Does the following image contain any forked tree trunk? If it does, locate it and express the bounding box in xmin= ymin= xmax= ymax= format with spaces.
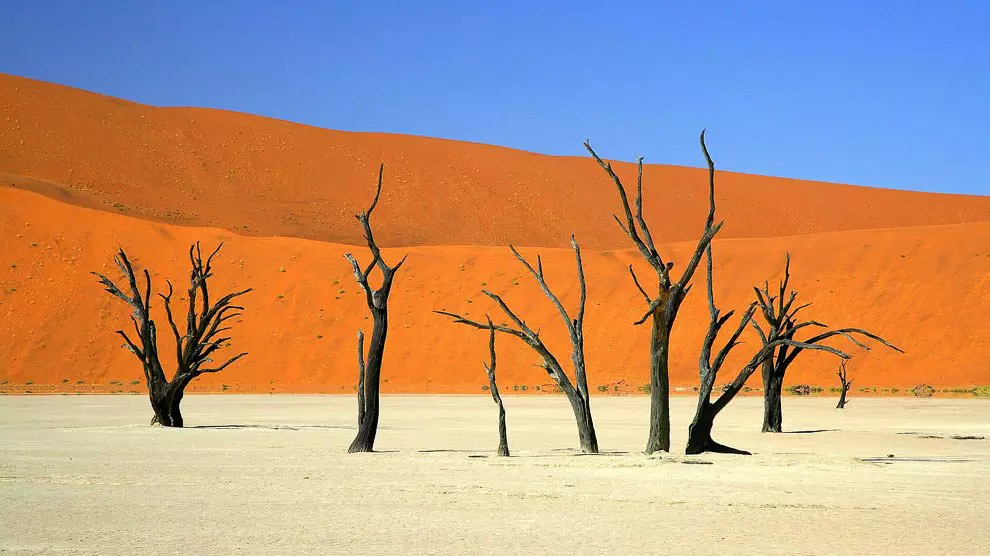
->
xmin=681 ymin=246 xmax=852 ymax=455
xmin=149 ymin=376 xmax=191 ymax=427
xmin=349 ymin=304 xmax=388 ymax=453
xmin=752 ymin=256 xmax=901 ymax=432
xmin=584 ymin=132 xmax=722 ymax=455
xmin=344 ymin=165 xmax=407 ymax=454
xmin=94 ymin=243 xmax=251 ymax=428
xmin=438 ymin=238 xmax=599 ymax=454
xmin=836 ymin=361 xmax=852 ymax=409
xmin=836 ymin=385 xmax=849 ymax=409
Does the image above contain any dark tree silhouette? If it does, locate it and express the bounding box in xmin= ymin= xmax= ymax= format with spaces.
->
xmin=437 ymin=236 xmax=598 ymax=453
xmin=93 ymin=243 xmax=251 ymax=427
xmin=752 ymin=255 xmax=902 ymax=432
xmin=345 ymin=165 xmax=408 ymax=453
xmin=836 ymin=361 xmax=853 ymax=409
xmin=686 ymin=247 xmax=851 ymax=455
xmin=482 ymin=316 xmax=510 ymax=456
xmin=584 ymin=131 xmax=722 ymax=454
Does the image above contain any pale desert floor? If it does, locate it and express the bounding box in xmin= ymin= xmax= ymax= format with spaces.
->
xmin=1 ymin=395 xmax=987 ymax=555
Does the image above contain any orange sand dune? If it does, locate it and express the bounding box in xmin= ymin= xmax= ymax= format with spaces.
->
xmin=3 ymin=73 xmax=990 ymax=250
xmin=2 ymin=187 xmax=987 ymax=394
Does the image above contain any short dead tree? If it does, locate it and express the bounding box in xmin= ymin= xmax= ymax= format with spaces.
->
xmin=93 ymin=243 xmax=251 ymax=427
xmin=345 ymin=165 xmax=407 ymax=453
xmin=686 ymin=247 xmax=851 ymax=455
xmin=584 ymin=131 xmax=723 ymax=454
xmin=483 ymin=316 xmax=510 ymax=456
xmin=752 ymin=255 xmax=902 ymax=432
xmin=437 ymin=236 xmax=598 ymax=454
xmin=836 ymin=361 xmax=853 ymax=409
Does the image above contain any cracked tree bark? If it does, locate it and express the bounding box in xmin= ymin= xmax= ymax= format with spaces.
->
xmin=345 ymin=165 xmax=408 ymax=453
xmin=584 ymin=131 xmax=723 ymax=454
xmin=93 ymin=243 xmax=251 ymax=427
xmin=438 ymin=236 xmax=598 ymax=454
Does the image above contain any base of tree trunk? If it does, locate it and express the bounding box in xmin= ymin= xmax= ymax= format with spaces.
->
xmin=150 ymin=396 xmax=184 ymax=427
xmin=348 ymin=422 xmax=377 ymax=453
xmin=762 ymin=376 xmax=784 ymax=433
xmin=686 ymin=412 xmax=751 ymax=455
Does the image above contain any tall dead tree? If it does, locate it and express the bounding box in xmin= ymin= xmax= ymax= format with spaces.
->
xmin=752 ymin=255 xmax=902 ymax=432
xmin=483 ymin=316 xmax=510 ymax=456
xmin=93 ymin=243 xmax=251 ymax=427
xmin=438 ymin=236 xmax=598 ymax=453
xmin=686 ymin=247 xmax=851 ymax=455
xmin=345 ymin=165 xmax=407 ymax=453
xmin=836 ymin=361 xmax=853 ymax=409
xmin=584 ymin=131 xmax=723 ymax=454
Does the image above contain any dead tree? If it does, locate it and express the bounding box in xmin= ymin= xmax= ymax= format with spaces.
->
xmin=752 ymin=255 xmax=902 ymax=432
xmin=345 ymin=165 xmax=407 ymax=453
xmin=93 ymin=243 xmax=251 ymax=427
xmin=584 ymin=131 xmax=723 ymax=454
xmin=437 ymin=236 xmax=598 ymax=453
xmin=836 ymin=361 xmax=853 ymax=409
xmin=686 ymin=247 xmax=851 ymax=455
xmin=483 ymin=316 xmax=510 ymax=456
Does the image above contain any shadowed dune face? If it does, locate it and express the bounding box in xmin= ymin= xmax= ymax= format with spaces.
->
xmin=4 ymin=72 xmax=990 ymax=250
xmin=2 ymin=187 xmax=988 ymax=393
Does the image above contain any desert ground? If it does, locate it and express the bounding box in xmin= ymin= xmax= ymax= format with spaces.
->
xmin=1 ymin=394 xmax=987 ymax=555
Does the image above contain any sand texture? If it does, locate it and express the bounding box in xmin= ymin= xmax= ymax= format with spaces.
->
xmin=1 ymin=395 xmax=987 ymax=555
xmin=1 ymin=186 xmax=988 ymax=392
xmin=1 ymin=74 xmax=989 ymax=393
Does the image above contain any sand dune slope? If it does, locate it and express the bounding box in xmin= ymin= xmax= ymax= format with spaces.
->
xmin=2 ymin=187 xmax=987 ymax=393
xmin=3 ymin=73 xmax=990 ymax=249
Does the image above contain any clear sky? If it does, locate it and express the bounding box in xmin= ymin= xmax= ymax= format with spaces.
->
xmin=2 ymin=1 xmax=988 ymax=194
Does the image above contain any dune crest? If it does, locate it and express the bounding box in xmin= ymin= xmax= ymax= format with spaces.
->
xmin=3 ymin=73 xmax=990 ymax=250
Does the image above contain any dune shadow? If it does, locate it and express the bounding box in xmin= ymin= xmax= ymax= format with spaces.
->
xmin=782 ymin=429 xmax=837 ymax=434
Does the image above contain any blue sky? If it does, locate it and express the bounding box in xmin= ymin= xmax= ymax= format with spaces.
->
xmin=2 ymin=1 xmax=988 ymax=194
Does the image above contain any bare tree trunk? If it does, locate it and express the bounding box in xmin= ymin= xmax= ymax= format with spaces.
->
xmin=496 ymin=402 xmax=509 ymax=457
xmin=438 ymin=237 xmax=598 ymax=454
xmin=482 ymin=319 xmax=510 ymax=456
xmin=356 ymin=330 xmax=366 ymax=426
xmin=646 ymin=313 xmax=672 ymax=453
xmin=836 ymin=361 xmax=852 ymax=409
xmin=585 ymin=131 xmax=723 ymax=455
xmin=686 ymin=401 xmax=750 ymax=455
xmin=683 ymin=246 xmax=852 ymax=455
xmin=567 ymin=392 xmax=598 ymax=454
xmin=344 ymin=165 xmax=407 ymax=454
xmin=349 ymin=310 xmax=387 ymax=452
xmin=762 ymin=365 xmax=784 ymax=432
